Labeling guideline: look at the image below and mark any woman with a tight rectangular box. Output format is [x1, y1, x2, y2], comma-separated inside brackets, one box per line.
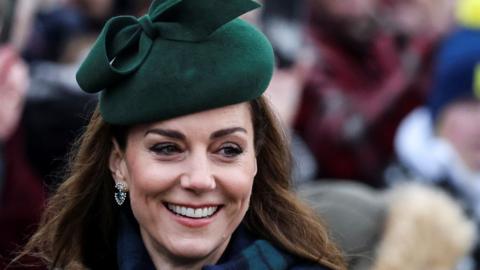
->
[18, 0, 345, 269]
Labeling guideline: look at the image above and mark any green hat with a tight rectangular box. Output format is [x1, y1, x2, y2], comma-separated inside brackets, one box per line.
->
[76, 0, 274, 125]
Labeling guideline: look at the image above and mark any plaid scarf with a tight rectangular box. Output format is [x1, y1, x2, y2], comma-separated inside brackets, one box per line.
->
[117, 210, 330, 270]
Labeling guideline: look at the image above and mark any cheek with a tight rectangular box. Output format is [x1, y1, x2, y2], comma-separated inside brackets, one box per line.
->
[439, 111, 480, 169]
[221, 171, 254, 230]
[219, 157, 256, 207]
[223, 177, 253, 203]
[439, 112, 468, 142]
[126, 161, 183, 230]
[443, 121, 477, 149]
[125, 156, 181, 204]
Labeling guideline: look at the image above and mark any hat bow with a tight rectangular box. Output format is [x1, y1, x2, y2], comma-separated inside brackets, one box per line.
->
[76, 0, 259, 93]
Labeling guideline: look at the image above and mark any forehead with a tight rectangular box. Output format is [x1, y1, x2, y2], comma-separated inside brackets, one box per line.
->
[130, 102, 253, 135]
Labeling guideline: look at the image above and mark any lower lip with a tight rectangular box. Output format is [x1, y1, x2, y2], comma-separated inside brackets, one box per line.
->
[165, 206, 219, 228]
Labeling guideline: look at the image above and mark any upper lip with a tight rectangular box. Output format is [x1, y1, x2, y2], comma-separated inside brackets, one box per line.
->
[163, 201, 222, 208]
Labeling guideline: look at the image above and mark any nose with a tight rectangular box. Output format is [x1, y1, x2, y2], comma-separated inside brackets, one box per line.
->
[180, 152, 216, 192]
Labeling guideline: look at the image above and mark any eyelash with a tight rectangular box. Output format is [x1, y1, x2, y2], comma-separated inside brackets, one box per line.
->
[149, 142, 243, 158]
[218, 143, 243, 158]
[149, 143, 182, 156]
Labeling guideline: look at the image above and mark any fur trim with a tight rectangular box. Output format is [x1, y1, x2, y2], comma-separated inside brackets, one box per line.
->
[372, 184, 476, 270]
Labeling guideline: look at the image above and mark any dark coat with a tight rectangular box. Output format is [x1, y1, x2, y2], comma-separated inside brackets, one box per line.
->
[117, 209, 331, 270]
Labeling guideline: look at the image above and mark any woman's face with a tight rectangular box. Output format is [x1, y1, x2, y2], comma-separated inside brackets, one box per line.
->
[109, 103, 257, 266]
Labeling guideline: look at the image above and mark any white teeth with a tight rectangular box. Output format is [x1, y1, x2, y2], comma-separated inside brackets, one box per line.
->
[194, 209, 201, 218]
[167, 203, 219, 218]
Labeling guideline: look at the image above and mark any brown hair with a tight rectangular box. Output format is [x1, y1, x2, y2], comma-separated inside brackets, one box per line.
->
[15, 96, 345, 269]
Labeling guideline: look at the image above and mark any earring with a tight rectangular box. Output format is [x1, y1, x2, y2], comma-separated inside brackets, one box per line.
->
[114, 182, 128, 206]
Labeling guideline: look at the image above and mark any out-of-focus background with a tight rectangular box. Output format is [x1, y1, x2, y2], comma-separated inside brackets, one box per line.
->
[1, 0, 480, 269]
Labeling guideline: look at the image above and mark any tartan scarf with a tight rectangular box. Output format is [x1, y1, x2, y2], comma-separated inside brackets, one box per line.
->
[116, 209, 330, 270]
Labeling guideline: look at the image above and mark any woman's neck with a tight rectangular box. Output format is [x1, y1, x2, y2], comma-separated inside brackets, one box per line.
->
[141, 229, 231, 270]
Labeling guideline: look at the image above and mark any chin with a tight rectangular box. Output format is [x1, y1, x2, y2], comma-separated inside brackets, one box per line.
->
[167, 239, 222, 260]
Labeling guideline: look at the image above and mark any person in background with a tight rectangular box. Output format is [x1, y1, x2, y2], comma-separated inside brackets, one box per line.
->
[390, 0, 480, 266]
[298, 181, 476, 270]
[0, 49, 45, 270]
[294, 0, 447, 186]
[258, 0, 319, 185]
[22, 0, 148, 63]
[0, 0, 46, 267]
[379, 0, 455, 40]
[371, 183, 475, 270]
[0, 47, 27, 152]
[15, 1, 346, 269]
[20, 0, 150, 188]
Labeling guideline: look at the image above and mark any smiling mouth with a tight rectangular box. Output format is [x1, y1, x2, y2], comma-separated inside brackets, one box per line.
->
[165, 203, 221, 219]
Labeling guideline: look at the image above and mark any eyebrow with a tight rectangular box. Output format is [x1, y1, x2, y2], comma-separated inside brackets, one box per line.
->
[145, 129, 186, 140]
[144, 127, 247, 140]
[210, 127, 247, 139]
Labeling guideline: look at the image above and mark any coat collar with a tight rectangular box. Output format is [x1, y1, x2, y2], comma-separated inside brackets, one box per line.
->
[116, 208, 329, 270]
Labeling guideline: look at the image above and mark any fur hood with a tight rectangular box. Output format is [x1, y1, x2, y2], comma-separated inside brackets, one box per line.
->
[373, 184, 476, 270]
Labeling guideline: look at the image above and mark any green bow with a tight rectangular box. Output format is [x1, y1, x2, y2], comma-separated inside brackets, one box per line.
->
[76, 0, 260, 93]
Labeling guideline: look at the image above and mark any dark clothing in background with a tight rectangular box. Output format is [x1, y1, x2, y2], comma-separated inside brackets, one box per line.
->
[22, 0, 140, 63]
[22, 7, 90, 63]
[0, 128, 45, 268]
[295, 20, 436, 186]
[23, 79, 97, 189]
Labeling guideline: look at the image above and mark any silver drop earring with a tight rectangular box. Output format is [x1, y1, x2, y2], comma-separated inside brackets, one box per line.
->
[114, 182, 128, 206]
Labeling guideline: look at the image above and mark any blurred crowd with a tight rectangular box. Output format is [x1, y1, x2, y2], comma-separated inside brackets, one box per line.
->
[1, 0, 480, 269]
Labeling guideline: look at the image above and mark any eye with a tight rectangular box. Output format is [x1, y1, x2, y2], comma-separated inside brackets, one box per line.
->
[149, 143, 182, 156]
[218, 143, 243, 158]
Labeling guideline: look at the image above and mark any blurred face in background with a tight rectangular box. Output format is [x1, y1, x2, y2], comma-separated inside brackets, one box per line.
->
[71, 0, 113, 20]
[380, 0, 454, 36]
[309, 0, 378, 42]
[87, 0, 112, 19]
[437, 100, 480, 171]
[319, 0, 376, 20]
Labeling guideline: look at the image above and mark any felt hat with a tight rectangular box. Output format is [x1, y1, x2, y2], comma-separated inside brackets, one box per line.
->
[76, 0, 274, 125]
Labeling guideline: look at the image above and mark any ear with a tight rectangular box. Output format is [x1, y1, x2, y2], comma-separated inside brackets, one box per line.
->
[109, 139, 129, 186]
[253, 157, 258, 177]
